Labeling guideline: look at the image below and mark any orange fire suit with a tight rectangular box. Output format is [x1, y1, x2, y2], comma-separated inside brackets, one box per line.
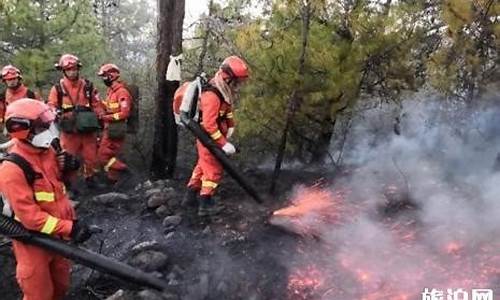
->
[0, 140, 75, 300]
[48, 78, 104, 179]
[187, 89, 235, 196]
[0, 84, 42, 123]
[97, 81, 131, 181]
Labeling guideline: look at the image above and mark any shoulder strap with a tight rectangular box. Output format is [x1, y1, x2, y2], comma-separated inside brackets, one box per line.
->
[0, 153, 41, 185]
[202, 84, 224, 103]
[55, 82, 64, 109]
[84, 79, 93, 103]
[26, 89, 35, 99]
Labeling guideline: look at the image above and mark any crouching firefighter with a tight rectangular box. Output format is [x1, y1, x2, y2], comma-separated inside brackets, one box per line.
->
[182, 56, 249, 216]
[0, 99, 99, 300]
[96, 63, 132, 184]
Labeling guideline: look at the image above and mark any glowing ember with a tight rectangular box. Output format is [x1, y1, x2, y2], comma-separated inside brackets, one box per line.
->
[277, 185, 500, 300]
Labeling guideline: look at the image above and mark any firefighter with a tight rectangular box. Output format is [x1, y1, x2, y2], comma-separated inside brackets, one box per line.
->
[0, 98, 98, 300]
[96, 63, 132, 184]
[0, 65, 42, 124]
[184, 56, 249, 216]
[47, 54, 105, 189]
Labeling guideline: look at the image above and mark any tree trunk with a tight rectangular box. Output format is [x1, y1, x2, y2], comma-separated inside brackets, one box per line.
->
[151, 0, 185, 179]
[269, 1, 311, 194]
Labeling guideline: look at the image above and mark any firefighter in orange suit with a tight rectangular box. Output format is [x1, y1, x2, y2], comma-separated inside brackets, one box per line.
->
[0, 99, 98, 300]
[0, 65, 42, 124]
[185, 56, 249, 216]
[47, 54, 105, 189]
[96, 63, 132, 183]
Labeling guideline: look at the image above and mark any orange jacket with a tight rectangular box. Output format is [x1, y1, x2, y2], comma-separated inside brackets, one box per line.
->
[47, 77, 104, 117]
[0, 140, 75, 237]
[101, 81, 132, 123]
[199, 89, 235, 146]
[0, 84, 42, 123]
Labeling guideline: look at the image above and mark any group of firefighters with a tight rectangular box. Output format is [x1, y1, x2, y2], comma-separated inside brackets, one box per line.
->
[0, 53, 249, 299]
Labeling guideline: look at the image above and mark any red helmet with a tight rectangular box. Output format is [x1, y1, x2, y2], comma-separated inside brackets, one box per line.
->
[1, 65, 22, 81]
[55, 54, 82, 70]
[5, 98, 55, 140]
[219, 56, 249, 81]
[97, 63, 120, 81]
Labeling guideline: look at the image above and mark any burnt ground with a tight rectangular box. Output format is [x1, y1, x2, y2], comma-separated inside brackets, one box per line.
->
[0, 166, 331, 300]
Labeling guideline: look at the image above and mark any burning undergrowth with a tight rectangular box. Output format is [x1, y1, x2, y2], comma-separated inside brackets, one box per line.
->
[271, 96, 500, 299]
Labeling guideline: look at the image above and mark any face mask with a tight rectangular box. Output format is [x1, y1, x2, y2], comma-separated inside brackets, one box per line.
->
[64, 69, 79, 81]
[30, 123, 59, 149]
[103, 76, 113, 87]
[5, 78, 20, 89]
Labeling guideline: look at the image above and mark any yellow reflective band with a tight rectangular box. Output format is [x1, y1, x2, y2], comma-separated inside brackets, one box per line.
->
[226, 112, 234, 119]
[219, 111, 225, 116]
[108, 102, 120, 109]
[35, 192, 55, 202]
[105, 157, 117, 172]
[202, 180, 218, 189]
[14, 216, 20, 222]
[62, 103, 73, 109]
[62, 184, 67, 194]
[41, 216, 58, 234]
[210, 130, 222, 140]
[113, 113, 121, 120]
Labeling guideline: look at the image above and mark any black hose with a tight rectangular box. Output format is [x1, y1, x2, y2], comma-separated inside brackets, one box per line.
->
[181, 113, 263, 203]
[0, 215, 168, 291]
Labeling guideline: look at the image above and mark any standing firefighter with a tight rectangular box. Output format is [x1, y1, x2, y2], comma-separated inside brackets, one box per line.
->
[184, 56, 249, 216]
[0, 99, 98, 300]
[48, 54, 105, 189]
[96, 63, 132, 184]
[0, 65, 42, 124]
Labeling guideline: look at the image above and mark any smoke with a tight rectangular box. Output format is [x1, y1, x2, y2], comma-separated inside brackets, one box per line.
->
[284, 90, 500, 298]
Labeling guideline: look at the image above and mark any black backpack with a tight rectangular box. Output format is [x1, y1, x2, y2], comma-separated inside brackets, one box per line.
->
[0, 153, 40, 186]
[122, 83, 140, 134]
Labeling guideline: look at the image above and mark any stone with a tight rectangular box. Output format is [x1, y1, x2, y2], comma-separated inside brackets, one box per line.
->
[145, 188, 162, 198]
[162, 215, 182, 228]
[93, 193, 130, 205]
[147, 193, 167, 208]
[130, 250, 168, 272]
[155, 205, 171, 217]
[131, 241, 160, 254]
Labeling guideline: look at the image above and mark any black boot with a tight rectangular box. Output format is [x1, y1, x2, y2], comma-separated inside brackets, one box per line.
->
[85, 176, 107, 190]
[198, 195, 223, 217]
[182, 188, 199, 208]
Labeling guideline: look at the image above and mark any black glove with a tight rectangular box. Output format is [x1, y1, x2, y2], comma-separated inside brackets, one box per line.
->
[70, 220, 102, 243]
[57, 152, 80, 172]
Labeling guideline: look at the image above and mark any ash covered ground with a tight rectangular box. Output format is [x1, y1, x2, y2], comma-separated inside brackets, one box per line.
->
[2, 95, 500, 300]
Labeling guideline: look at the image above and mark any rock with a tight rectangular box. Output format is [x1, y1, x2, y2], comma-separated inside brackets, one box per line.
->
[143, 180, 153, 189]
[134, 183, 142, 191]
[167, 197, 179, 208]
[165, 232, 175, 240]
[145, 188, 162, 199]
[130, 250, 168, 272]
[93, 193, 130, 205]
[162, 215, 182, 228]
[155, 205, 171, 217]
[105, 289, 128, 300]
[131, 241, 160, 254]
[147, 193, 167, 208]
[137, 289, 164, 300]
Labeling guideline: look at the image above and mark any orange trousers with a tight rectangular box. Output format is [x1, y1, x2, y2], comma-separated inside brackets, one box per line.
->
[187, 140, 223, 196]
[61, 132, 98, 180]
[97, 131, 127, 181]
[13, 241, 71, 300]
